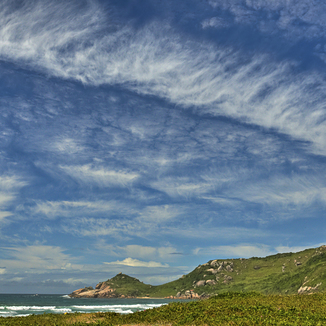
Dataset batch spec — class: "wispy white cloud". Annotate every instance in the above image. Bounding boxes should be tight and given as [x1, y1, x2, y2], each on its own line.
[139, 205, 181, 222]
[201, 17, 230, 29]
[194, 242, 325, 259]
[0, 175, 26, 223]
[0, 245, 75, 271]
[0, 1, 325, 155]
[151, 177, 213, 199]
[193, 244, 274, 258]
[161, 226, 268, 241]
[208, 0, 326, 39]
[228, 175, 326, 206]
[33, 200, 132, 219]
[104, 258, 169, 268]
[60, 164, 139, 187]
[95, 242, 178, 261]
[52, 138, 85, 155]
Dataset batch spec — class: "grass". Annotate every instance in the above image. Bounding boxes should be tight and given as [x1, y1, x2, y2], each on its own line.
[71, 246, 326, 299]
[98, 246, 326, 299]
[2, 292, 326, 325]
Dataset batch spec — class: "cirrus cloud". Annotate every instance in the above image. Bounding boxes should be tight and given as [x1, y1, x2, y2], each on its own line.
[104, 258, 169, 268]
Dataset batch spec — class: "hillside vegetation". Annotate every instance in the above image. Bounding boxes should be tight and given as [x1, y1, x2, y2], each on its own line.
[70, 245, 326, 298]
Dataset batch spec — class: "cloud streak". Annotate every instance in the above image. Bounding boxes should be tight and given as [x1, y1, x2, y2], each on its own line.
[0, 1, 325, 155]
[60, 164, 139, 187]
[104, 258, 169, 268]
[208, 0, 326, 39]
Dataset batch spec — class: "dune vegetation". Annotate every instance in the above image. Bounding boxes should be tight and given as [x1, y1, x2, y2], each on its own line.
[2, 292, 326, 325]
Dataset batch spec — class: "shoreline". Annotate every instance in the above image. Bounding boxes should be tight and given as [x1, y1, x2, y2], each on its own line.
[3, 292, 326, 325]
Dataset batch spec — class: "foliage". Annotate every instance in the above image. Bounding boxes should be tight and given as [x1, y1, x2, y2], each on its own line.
[2, 292, 326, 325]
[102, 246, 326, 299]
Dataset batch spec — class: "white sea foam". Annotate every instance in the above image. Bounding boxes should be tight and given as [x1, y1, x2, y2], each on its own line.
[61, 295, 71, 299]
[6, 306, 56, 311]
[0, 294, 172, 317]
[50, 308, 72, 313]
[114, 308, 133, 314]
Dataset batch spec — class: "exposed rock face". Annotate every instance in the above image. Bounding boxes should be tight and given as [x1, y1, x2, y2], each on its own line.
[206, 279, 217, 286]
[298, 283, 321, 294]
[195, 280, 206, 287]
[206, 268, 218, 274]
[298, 276, 322, 294]
[172, 290, 209, 299]
[70, 282, 118, 298]
[225, 265, 233, 272]
[210, 260, 219, 267]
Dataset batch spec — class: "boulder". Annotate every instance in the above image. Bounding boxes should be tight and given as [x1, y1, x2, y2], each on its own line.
[210, 260, 219, 267]
[225, 265, 233, 272]
[253, 265, 261, 270]
[223, 275, 233, 282]
[206, 268, 218, 274]
[195, 280, 206, 287]
[206, 279, 217, 286]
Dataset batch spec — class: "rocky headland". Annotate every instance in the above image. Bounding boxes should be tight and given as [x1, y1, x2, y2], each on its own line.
[69, 245, 326, 299]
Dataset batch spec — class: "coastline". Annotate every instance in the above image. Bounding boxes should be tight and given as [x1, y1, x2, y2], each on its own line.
[3, 292, 326, 325]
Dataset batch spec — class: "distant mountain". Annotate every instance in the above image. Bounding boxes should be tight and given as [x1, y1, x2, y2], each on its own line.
[69, 245, 326, 299]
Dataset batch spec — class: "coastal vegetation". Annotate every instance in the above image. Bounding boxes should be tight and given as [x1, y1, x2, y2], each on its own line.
[71, 246, 326, 299]
[2, 292, 326, 325]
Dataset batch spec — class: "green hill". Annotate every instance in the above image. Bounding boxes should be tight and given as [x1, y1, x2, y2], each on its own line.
[70, 245, 326, 298]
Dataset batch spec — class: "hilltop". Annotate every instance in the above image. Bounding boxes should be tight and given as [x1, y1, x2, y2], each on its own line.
[69, 245, 326, 299]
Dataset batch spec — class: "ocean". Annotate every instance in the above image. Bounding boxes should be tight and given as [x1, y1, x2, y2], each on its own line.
[0, 294, 188, 317]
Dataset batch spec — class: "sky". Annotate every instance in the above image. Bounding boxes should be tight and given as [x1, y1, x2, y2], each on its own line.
[0, 0, 326, 294]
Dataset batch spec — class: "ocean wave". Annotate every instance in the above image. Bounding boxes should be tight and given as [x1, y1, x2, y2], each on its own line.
[61, 295, 71, 298]
[6, 306, 56, 311]
[3, 306, 72, 313]
[0, 295, 171, 317]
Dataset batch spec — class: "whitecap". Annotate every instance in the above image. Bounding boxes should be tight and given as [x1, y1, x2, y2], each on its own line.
[61, 295, 71, 299]
[6, 306, 56, 311]
[50, 308, 72, 313]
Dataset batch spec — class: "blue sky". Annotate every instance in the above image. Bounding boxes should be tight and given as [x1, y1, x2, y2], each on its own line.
[0, 0, 326, 294]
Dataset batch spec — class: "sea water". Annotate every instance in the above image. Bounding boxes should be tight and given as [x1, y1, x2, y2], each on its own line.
[0, 294, 190, 317]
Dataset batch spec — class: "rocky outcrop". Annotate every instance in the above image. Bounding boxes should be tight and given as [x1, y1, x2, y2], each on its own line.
[69, 282, 118, 298]
[206, 279, 217, 286]
[298, 283, 321, 294]
[69, 246, 326, 299]
[206, 268, 218, 274]
[195, 280, 206, 287]
[205, 260, 234, 274]
[298, 276, 322, 294]
[168, 290, 210, 299]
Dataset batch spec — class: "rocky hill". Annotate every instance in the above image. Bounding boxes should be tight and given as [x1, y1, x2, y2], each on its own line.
[69, 245, 326, 299]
